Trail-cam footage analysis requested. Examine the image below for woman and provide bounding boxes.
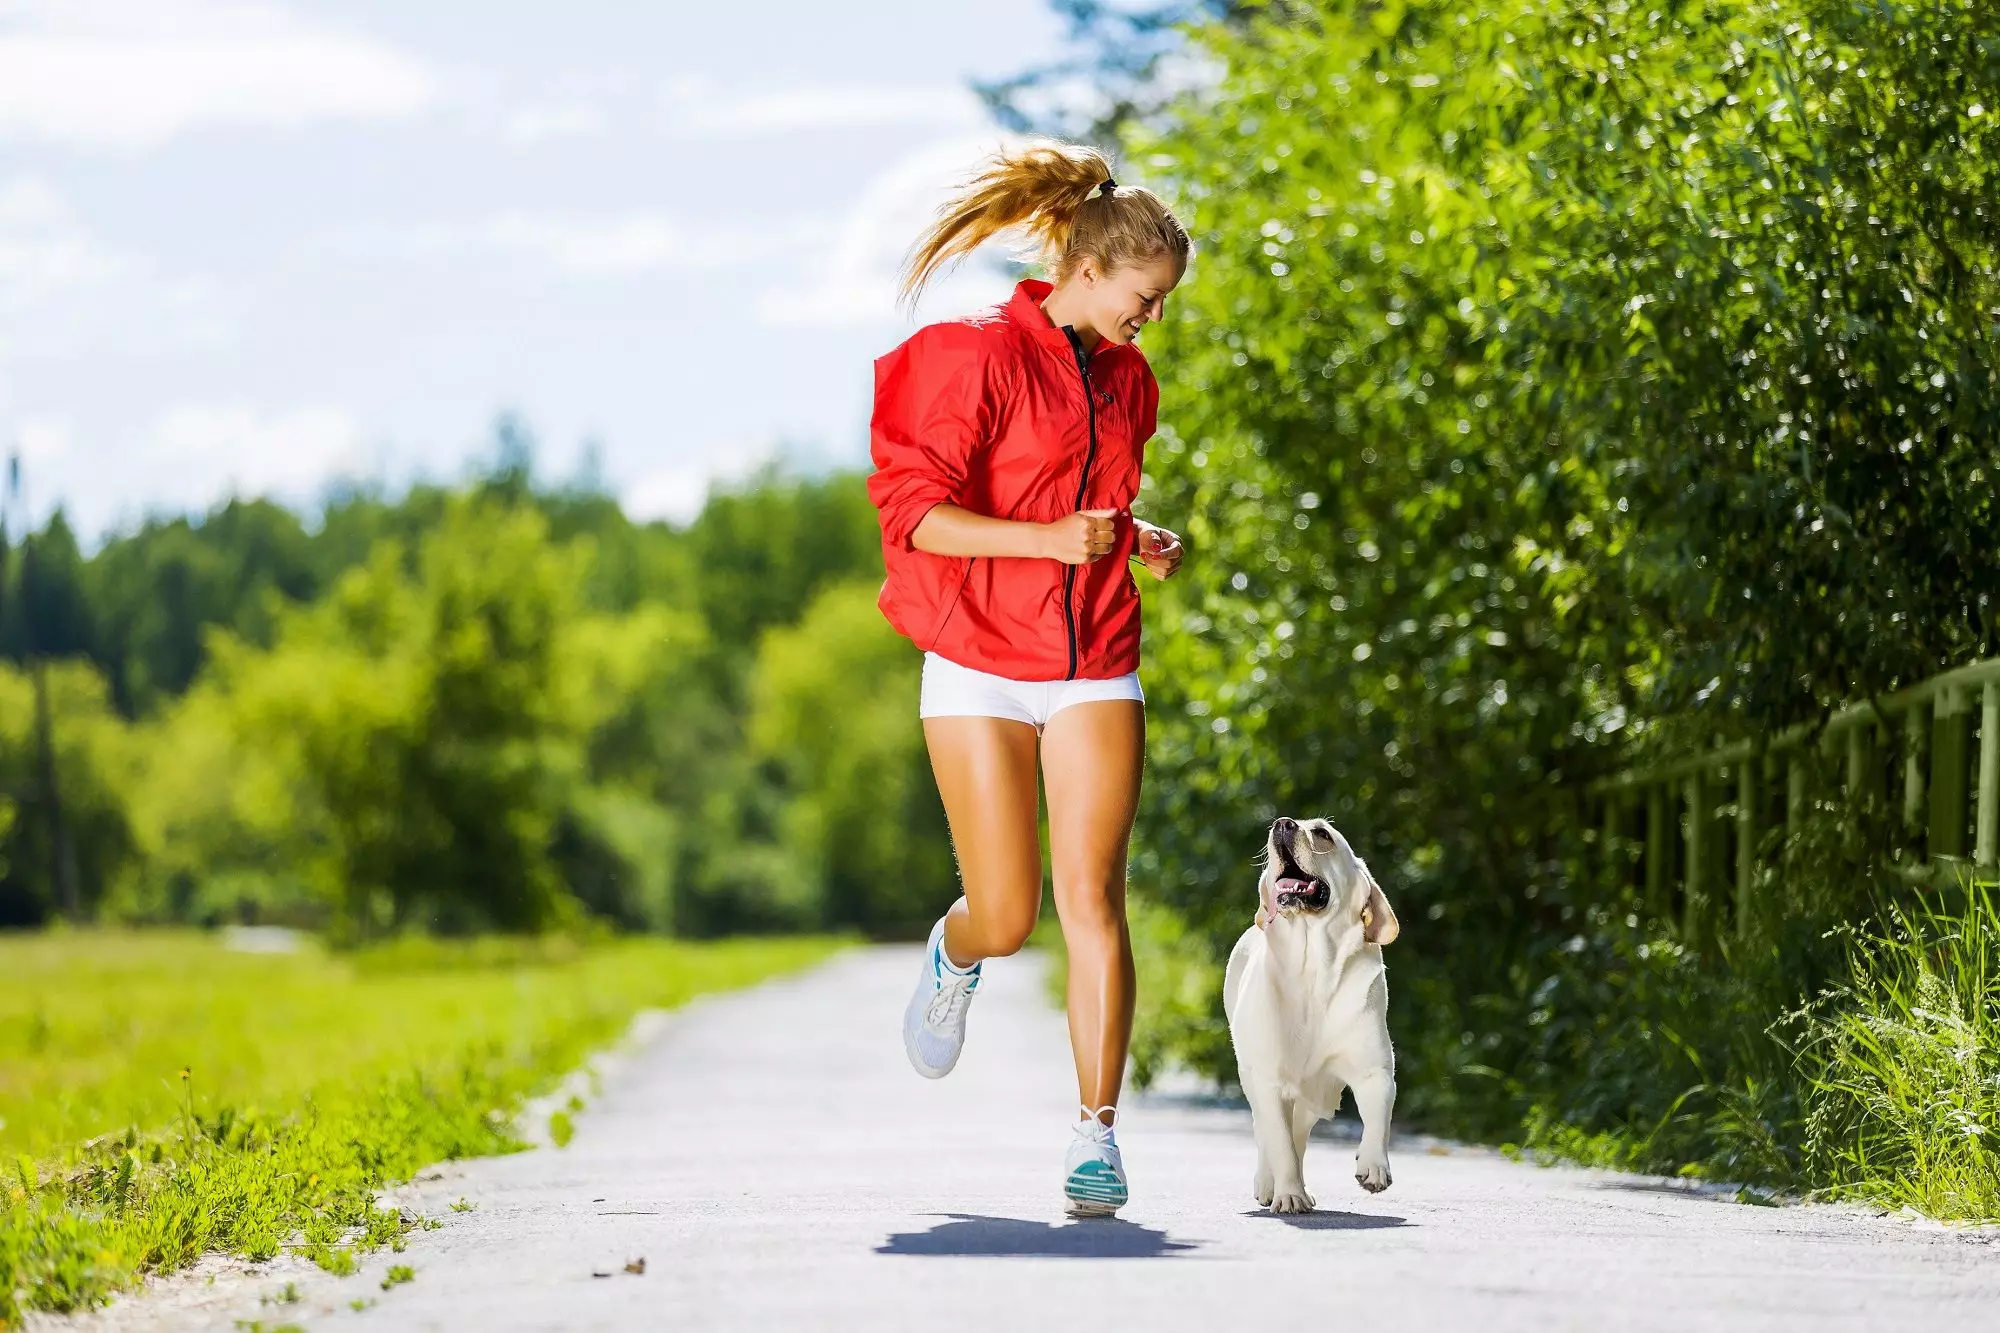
[867,141,1192,1217]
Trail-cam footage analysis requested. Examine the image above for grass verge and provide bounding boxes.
[0,929,845,1323]
[1798,879,2000,1218]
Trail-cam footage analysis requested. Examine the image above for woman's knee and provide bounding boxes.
[967,911,1037,957]
[960,889,1040,957]
[1056,878,1130,949]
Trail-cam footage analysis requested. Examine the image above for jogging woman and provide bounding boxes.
[867,141,1192,1217]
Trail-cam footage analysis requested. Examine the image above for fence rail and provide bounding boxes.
[1587,657,2000,944]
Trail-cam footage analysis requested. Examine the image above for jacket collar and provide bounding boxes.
[1007,277,1121,362]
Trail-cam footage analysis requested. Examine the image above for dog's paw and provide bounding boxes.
[1355,1154,1392,1193]
[1253,1165,1274,1208]
[1268,1187,1315,1214]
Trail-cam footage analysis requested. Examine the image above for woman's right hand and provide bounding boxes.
[1040,508,1121,564]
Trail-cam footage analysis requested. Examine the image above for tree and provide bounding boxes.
[1046,0,2000,1114]
[749,578,954,935]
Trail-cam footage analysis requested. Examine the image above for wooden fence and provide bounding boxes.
[1588,657,2000,945]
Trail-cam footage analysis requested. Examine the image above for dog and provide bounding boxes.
[1222,815,1400,1213]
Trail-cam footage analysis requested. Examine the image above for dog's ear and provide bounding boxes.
[1361,866,1399,946]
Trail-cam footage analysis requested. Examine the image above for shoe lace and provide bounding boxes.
[1074,1103,1119,1144]
[924,966,979,1027]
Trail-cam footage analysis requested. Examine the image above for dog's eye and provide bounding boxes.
[1306,825,1334,851]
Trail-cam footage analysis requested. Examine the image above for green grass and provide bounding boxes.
[1798,879,2000,1220]
[0,929,845,1322]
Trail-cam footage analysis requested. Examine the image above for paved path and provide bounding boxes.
[65,946,2000,1331]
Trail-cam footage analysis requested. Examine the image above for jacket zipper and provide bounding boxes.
[1060,327,1099,681]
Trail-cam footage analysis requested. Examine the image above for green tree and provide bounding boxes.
[0,662,137,927]
[688,468,883,660]
[748,578,954,935]
[1073,0,2000,1149]
[84,499,319,712]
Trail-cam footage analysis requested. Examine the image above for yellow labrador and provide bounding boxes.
[1222,816,1399,1213]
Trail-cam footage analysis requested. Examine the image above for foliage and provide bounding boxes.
[686,465,883,667]
[0,663,137,927]
[1798,876,2000,1220]
[747,578,955,936]
[1046,0,2000,1215]
[0,449,935,939]
[976,0,1250,140]
[0,929,845,1320]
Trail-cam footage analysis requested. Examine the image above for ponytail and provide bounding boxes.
[900,140,1192,308]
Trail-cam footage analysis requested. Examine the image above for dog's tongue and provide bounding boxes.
[1275,877,1316,897]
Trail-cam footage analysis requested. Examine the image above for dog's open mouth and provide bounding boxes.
[1272,847,1331,913]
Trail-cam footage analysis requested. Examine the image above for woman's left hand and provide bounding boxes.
[1134,519,1185,581]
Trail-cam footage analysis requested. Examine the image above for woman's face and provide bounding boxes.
[1081,253,1184,347]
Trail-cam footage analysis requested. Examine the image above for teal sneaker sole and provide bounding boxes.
[1064,1160,1128,1216]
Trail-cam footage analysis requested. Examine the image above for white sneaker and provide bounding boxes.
[1064,1107,1129,1217]
[903,916,981,1079]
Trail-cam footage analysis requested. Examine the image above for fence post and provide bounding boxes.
[1786,756,1805,837]
[1736,757,1756,944]
[1601,794,1620,885]
[1978,681,1999,872]
[1846,726,1873,808]
[1646,784,1667,919]
[1904,709,1928,834]
[1931,688,1973,861]
[1684,772,1708,942]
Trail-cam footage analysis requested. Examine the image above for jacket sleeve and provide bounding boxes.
[867,323,995,552]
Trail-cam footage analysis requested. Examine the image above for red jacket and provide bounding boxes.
[868,279,1159,681]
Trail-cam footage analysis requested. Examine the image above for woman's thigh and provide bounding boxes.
[1040,700,1145,925]
[923,715,1045,946]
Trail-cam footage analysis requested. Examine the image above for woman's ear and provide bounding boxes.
[1361,866,1399,945]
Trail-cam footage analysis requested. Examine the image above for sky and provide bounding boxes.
[0,0,1078,539]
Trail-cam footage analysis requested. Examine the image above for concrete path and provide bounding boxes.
[63,946,2000,1331]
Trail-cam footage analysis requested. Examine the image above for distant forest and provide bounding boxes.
[0,429,952,938]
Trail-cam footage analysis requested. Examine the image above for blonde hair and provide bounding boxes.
[900,140,1192,307]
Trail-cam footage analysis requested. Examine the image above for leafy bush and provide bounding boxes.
[1051,0,2000,1212]
[746,578,956,936]
[1799,878,2000,1220]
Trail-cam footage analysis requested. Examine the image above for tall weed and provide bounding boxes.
[1798,878,2000,1220]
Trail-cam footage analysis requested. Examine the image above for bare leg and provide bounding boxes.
[922,717,1044,967]
[1040,700,1144,1124]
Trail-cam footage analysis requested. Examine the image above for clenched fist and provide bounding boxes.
[1041,508,1121,564]
[1135,520,1184,580]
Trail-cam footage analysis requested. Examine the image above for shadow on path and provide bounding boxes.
[877,1214,1204,1259]
[1242,1209,1409,1231]
[1594,1179,1756,1205]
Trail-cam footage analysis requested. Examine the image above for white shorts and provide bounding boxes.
[918,652,1144,730]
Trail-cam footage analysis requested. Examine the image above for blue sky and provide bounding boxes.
[0,0,1077,537]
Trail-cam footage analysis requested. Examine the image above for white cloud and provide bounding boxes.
[0,175,132,326]
[0,0,435,148]
[621,438,780,524]
[141,403,368,497]
[662,80,985,137]
[13,413,73,464]
[0,175,230,367]
[754,135,1028,331]
[502,103,607,147]
[475,210,817,278]
[2,402,376,536]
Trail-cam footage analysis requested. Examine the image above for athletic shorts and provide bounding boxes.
[918,652,1144,730]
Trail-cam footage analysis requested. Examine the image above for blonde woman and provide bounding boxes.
[868,141,1192,1216]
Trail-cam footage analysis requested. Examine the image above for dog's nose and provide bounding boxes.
[1272,816,1297,841]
